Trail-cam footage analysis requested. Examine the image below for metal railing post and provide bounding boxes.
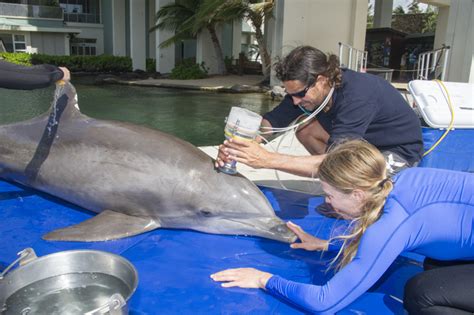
[441,47,450,81]
[338,42,367,73]
[415,46,450,81]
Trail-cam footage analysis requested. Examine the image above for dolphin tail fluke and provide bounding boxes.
[42,210,160,242]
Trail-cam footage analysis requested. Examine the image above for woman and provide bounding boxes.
[0,59,70,90]
[211,140,474,314]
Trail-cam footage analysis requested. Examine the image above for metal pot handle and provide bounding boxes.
[0,248,37,280]
[84,293,126,315]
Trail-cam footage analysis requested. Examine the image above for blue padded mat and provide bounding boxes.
[421,127,474,172]
[0,180,423,314]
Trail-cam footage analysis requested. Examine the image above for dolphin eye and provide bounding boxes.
[200,210,213,217]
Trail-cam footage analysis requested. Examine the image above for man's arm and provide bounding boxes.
[257,118,273,142]
[221,137,325,178]
[263,95,302,128]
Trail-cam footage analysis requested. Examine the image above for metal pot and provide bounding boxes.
[0,248,138,315]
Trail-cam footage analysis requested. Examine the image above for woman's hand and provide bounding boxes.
[59,67,70,82]
[287,221,329,251]
[210,268,273,289]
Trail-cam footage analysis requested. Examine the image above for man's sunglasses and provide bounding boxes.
[286,82,315,98]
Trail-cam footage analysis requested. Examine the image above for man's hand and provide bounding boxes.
[287,221,329,251]
[215,138,273,169]
[211,268,273,289]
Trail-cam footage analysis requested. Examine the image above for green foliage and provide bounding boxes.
[170,58,208,79]
[146,58,156,73]
[0,52,132,72]
[152,0,231,74]
[0,52,32,65]
[151,0,201,48]
[367,3,374,28]
[422,6,438,33]
[393,5,405,15]
[224,55,234,72]
[408,1,421,14]
[45,0,60,6]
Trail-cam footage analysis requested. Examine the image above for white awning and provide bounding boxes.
[0,18,81,33]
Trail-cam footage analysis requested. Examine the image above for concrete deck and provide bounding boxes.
[115,74,267,93]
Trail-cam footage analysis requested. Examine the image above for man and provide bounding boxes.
[0,59,70,90]
[215,46,423,177]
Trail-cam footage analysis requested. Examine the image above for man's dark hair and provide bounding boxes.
[274,46,342,88]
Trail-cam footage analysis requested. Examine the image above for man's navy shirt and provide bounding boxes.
[264,69,423,164]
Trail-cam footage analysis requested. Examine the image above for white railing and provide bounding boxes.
[416,45,450,81]
[338,42,367,72]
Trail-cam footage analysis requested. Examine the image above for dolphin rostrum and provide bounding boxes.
[0,83,297,243]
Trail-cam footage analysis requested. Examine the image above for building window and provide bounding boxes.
[0,33,26,52]
[70,38,96,56]
[60,0,101,24]
[0,33,14,52]
[13,34,26,52]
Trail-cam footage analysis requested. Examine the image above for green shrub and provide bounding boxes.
[0,52,32,65]
[170,58,208,80]
[224,55,234,72]
[146,58,156,73]
[0,52,132,72]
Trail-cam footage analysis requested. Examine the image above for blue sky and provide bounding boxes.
[369,0,429,12]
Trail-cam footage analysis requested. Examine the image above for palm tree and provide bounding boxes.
[393,5,405,15]
[244,0,274,78]
[151,0,228,75]
[218,0,274,78]
[407,1,422,14]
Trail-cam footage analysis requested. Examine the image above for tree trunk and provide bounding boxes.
[253,25,271,78]
[206,25,227,75]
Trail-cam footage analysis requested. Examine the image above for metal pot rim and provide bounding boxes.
[0,249,138,304]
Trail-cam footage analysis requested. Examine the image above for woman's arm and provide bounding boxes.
[266,209,407,313]
[213,204,409,313]
[0,60,68,90]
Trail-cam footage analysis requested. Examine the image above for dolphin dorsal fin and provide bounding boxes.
[46,82,83,122]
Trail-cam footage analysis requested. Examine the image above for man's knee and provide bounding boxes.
[295,121,329,155]
[295,125,313,142]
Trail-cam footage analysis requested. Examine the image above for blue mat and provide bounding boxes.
[421,128,474,172]
[0,180,423,314]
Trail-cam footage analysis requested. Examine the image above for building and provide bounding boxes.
[0,0,244,73]
[1,0,472,83]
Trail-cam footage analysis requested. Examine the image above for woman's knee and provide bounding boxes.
[404,272,432,313]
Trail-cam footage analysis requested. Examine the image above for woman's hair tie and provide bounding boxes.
[379,177,391,188]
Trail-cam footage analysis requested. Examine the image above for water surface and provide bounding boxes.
[0,80,278,146]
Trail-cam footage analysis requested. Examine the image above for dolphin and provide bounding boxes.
[0,83,297,243]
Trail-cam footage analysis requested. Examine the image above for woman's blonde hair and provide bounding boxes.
[317,139,393,270]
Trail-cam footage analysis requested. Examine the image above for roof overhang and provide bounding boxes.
[418,0,451,8]
[0,18,81,33]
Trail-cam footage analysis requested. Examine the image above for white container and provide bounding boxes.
[224,107,263,140]
[220,107,262,174]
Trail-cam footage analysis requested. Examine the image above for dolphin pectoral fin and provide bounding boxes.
[42,210,161,242]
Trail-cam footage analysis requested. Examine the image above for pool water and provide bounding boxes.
[0,80,278,146]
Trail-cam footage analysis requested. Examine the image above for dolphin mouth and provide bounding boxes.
[217,217,297,243]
